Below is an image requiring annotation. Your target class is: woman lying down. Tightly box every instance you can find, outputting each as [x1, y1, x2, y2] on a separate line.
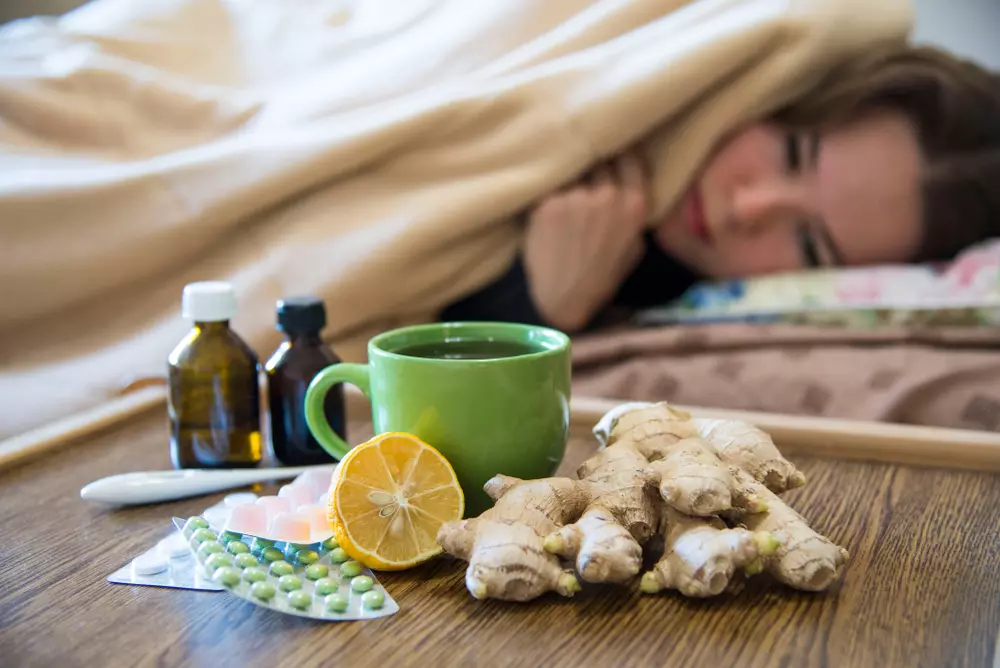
[443, 47, 1000, 332]
[0, 0, 998, 443]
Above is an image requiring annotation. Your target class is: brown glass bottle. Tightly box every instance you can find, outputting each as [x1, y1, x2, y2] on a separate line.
[167, 281, 262, 469]
[265, 297, 345, 466]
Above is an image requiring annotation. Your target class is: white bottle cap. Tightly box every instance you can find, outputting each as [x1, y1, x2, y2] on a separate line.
[182, 281, 237, 322]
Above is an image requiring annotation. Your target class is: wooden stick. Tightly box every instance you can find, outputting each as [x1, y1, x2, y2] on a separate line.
[571, 396, 1000, 473]
[0, 386, 167, 471]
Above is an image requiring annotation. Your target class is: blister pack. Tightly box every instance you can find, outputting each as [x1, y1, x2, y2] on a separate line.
[107, 529, 224, 591]
[109, 464, 398, 620]
[174, 516, 398, 621]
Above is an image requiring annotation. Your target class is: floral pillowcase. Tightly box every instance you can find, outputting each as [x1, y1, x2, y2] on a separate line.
[635, 240, 1000, 328]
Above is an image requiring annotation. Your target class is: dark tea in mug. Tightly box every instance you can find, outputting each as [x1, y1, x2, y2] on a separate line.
[393, 338, 543, 360]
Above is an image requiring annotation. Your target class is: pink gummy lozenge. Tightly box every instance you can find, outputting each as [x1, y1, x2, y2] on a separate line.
[296, 468, 335, 498]
[268, 512, 313, 543]
[299, 504, 331, 535]
[225, 503, 269, 536]
[277, 484, 315, 508]
[255, 496, 293, 521]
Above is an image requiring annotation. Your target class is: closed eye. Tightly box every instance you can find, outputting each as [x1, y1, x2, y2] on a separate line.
[798, 225, 821, 267]
[785, 133, 801, 173]
[787, 132, 835, 267]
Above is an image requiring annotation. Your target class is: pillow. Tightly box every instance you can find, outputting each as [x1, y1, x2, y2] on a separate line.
[634, 239, 1000, 329]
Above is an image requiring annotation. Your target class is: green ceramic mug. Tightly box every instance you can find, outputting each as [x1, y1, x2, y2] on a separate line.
[304, 321, 571, 516]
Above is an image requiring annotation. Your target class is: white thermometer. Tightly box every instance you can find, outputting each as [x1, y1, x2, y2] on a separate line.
[80, 465, 337, 506]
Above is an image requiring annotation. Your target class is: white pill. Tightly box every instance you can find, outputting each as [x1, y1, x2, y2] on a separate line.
[157, 532, 190, 559]
[132, 552, 168, 576]
[224, 492, 258, 508]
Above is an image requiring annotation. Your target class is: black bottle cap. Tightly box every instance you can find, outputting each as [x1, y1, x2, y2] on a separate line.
[276, 296, 327, 335]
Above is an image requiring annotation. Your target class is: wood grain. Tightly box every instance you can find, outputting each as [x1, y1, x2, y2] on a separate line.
[2, 412, 999, 668]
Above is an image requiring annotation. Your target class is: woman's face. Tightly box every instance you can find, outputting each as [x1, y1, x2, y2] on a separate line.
[654, 109, 924, 278]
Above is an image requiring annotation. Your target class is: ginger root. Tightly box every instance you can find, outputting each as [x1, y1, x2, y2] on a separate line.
[728, 469, 850, 591]
[692, 418, 807, 493]
[640, 507, 781, 597]
[437, 401, 850, 602]
[436, 475, 588, 601]
[605, 405, 766, 516]
[543, 436, 660, 583]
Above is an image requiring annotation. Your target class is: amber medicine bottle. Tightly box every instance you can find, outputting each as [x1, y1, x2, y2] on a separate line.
[265, 296, 345, 466]
[167, 281, 262, 469]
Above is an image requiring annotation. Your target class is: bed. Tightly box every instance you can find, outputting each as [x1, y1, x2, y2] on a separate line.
[570, 242, 1000, 432]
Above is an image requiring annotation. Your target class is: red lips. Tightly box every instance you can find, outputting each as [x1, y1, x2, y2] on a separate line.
[684, 185, 712, 244]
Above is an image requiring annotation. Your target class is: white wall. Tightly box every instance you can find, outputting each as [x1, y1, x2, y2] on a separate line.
[910, 0, 1000, 69]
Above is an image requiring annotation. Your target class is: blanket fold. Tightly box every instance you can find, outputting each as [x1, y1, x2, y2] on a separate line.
[571, 324, 1000, 432]
[0, 0, 912, 439]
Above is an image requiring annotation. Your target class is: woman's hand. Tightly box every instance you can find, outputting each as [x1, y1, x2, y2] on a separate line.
[523, 152, 648, 332]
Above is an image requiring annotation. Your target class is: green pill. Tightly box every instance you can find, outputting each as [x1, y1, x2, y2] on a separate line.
[190, 528, 218, 546]
[234, 553, 259, 569]
[296, 550, 320, 566]
[261, 547, 283, 563]
[269, 560, 294, 577]
[330, 548, 349, 564]
[226, 540, 250, 555]
[251, 538, 275, 554]
[285, 543, 309, 561]
[322, 537, 339, 550]
[287, 590, 312, 610]
[250, 581, 276, 601]
[213, 567, 242, 588]
[351, 575, 374, 593]
[325, 593, 349, 613]
[197, 541, 224, 560]
[219, 531, 242, 545]
[314, 577, 338, 595]
[340, 560, 362, 578]
[205, 553, 233, 571]
[243, 567, 267, 584]
[304, 564, 329, 581]
[278, 575, 302, 592]
[183, 517, 209, 537]
[361, 589, 385, 610]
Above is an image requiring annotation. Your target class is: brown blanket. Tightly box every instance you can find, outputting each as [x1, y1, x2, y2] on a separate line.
[571, 324, 1000, 432]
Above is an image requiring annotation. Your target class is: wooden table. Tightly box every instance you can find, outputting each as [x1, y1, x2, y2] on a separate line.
[3, 411, 1000, 668]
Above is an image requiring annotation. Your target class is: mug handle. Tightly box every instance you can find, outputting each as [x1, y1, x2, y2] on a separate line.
[304, 363, 371, 460]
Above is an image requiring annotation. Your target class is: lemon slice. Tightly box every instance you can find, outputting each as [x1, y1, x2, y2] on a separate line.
[327, 432, 464, 570]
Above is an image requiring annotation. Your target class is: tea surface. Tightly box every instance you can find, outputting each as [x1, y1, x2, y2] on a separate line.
[393, 339, 542, 360]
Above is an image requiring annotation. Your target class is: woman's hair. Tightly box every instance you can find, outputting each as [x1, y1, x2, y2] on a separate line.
[775, 46, 1000, 264]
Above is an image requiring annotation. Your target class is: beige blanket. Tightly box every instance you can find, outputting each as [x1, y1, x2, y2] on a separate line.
[0, 0, 912, 440]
